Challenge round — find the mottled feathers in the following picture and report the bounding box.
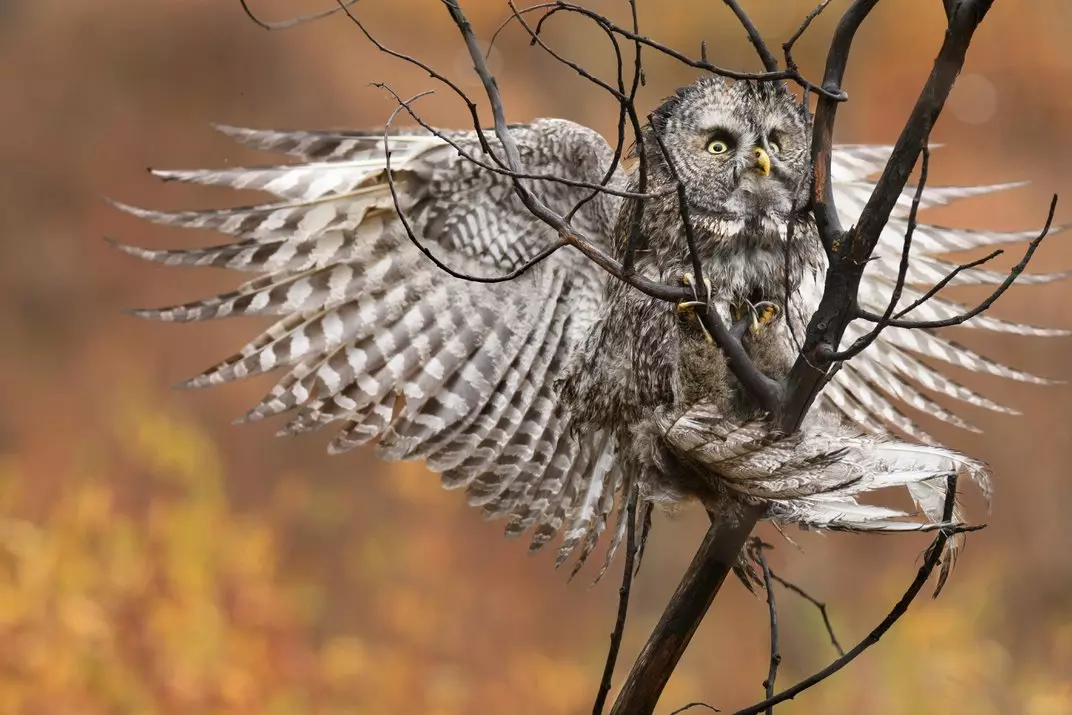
[112,79,1066,580]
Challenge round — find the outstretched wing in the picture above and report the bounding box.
[814,144,1068,445]
[111,118,630,573]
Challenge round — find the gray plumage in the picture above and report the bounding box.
[113,77,1067,581]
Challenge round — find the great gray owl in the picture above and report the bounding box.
[112,77,1066,578]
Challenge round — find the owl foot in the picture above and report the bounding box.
[676,273,713,311]
[732,300,781,336]
[677,273,715,343]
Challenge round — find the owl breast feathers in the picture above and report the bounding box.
[113,77,1067,579]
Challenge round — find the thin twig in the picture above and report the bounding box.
[634,501,654,575]
[768,571,844,656]
[619,0,649,276]
[783,0,835,74]
[379,90,569,284]
[732,475,968,715]
[721,0,779,71]
[503,0,636,225]
[855,195,1059,330]
[239,0,359,30]
[892,249,1004,320]
[669,703,720,715]
[592,487,640,715]
[374,82,662,200]
[748,540,781,714]
[531,2,845,100]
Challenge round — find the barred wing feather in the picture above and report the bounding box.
[114,123,1066,579]
[112,119,626,572]
[818,144,1068,444]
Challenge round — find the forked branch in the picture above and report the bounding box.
[240,2,1037,714]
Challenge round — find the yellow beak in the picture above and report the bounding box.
[753,147,771,177]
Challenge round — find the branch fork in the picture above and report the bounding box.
[240,1,1043,713]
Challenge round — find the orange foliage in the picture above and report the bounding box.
[1,1,1072,713]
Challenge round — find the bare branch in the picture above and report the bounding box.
[669,703,720,715]
[856,195,1059,330]
[747,539,781,714]
[891,249,1003,320]
[824,145,932,362]
[502,0,640,228]
[592,487,639,715]
[732,475,968,715]
[779,0,996,434]
[333,0,506,167]
[374,82,662,201]
[783,0,835,75]
[721,0,779,71]
[531,2,846,100]
[609,505,764,715]
[619,0,649,277]
[634,501,654,575]
[239,0,359,31]
[768,571,844,657]
[379,90,570,285]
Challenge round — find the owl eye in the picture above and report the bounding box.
[767,132,782,154]
[707,140,730,155]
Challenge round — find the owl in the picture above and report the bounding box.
[111,77,1066,579]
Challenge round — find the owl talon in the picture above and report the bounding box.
[680,273,713,305]
[750,301,781,336]
[678,274,715,344]
[754,302,780,336]
[731,299,781,336]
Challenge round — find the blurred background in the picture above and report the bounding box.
[1,1,1071,713]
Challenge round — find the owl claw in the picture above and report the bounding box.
[678,274,713,310]
[750,301,781,336]
[732,299,781,336]
[678,274,715,344]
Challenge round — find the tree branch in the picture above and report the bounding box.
[748,539,781,714]
[592,487,639,715]
[530,2,846,100]
[721,0,779,71]
[731,475,967,715]
[855,195,1058,329]
[239,0,359,30]
[778,0,996,434]
[824,145,932,362]
[609,505,764,715]
[768,570,844,657]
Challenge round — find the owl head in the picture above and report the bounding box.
[647,77,811,238]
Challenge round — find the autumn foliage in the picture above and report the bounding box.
[1,1,1071,712]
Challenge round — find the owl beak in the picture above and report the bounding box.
[753,147,771,177]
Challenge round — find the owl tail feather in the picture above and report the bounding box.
[654,403,989,591]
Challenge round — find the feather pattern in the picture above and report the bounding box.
[813,146,1066,448]
[113,109,1065,584]
[115,119,631,574]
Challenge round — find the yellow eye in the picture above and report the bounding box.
[707,140,729,155]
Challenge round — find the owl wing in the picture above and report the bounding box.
[111,118,631,574]
[813,144,1068,444]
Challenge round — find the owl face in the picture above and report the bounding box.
[649,78,811,237]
